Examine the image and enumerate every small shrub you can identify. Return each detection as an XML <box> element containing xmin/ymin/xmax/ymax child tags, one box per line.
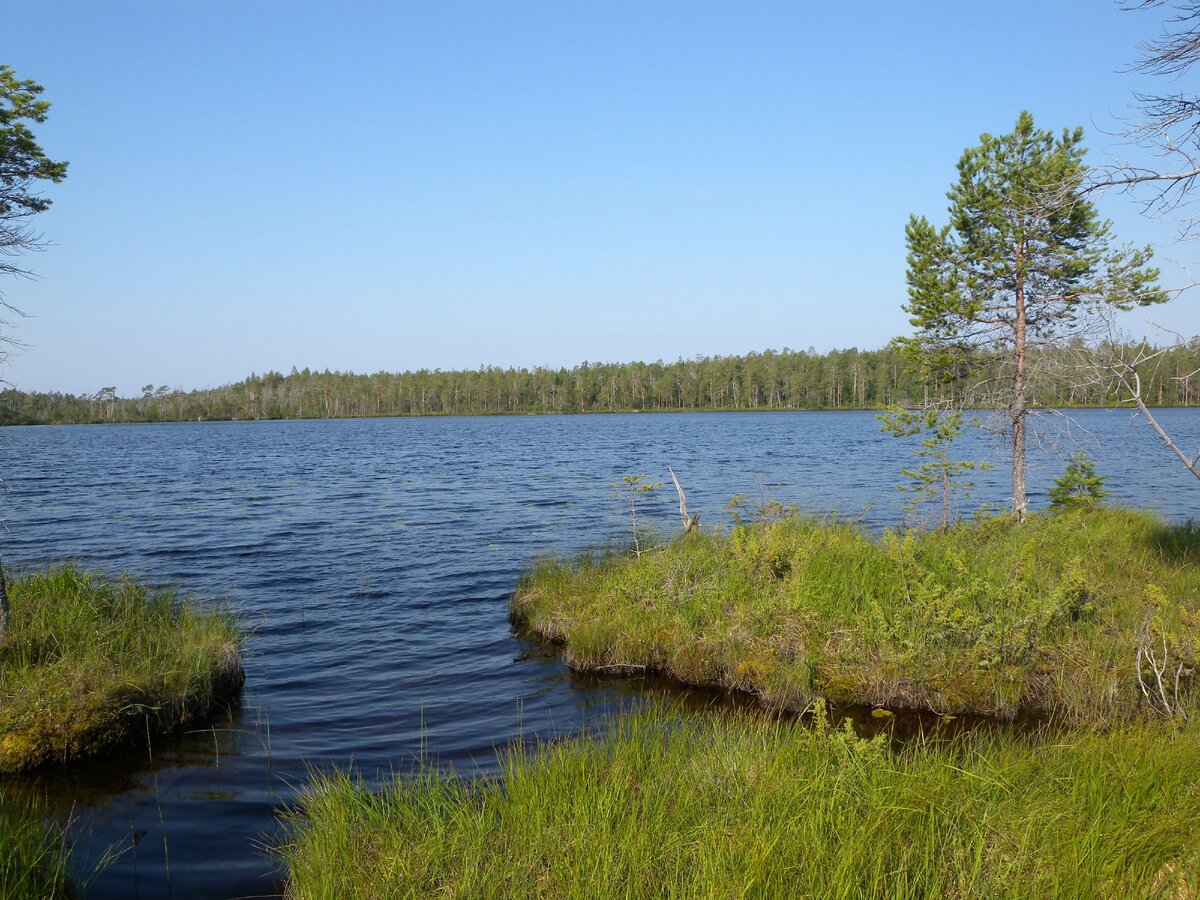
<box><xmin>1048</xmin><ymin>451</ymin><xmax>1109</xmax><ymax>509</ymax></box>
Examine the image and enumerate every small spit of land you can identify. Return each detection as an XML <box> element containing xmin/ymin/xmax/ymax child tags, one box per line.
<box><xmin>279</xmin><ymin>506</ymin><xmax>1200</xmax><ymax>897</ymax></box>
<box><xmin>0</xmin><ymin>565</ymin><xmax>244</xmax><ymax>773</ymax></box>
<box><xmin>513</xmin><ymin>507</ymin><xmax>1199</xmax><ymax>724</ymax></box>
<box><xmin>0</xmin><ymin>565</ymin><xmax>243</xmax><ymax>897</ymax></box>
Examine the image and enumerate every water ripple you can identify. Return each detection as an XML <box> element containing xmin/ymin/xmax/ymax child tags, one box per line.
<box><xmin>0</xmin><ymin>410</ymin><xmax>1196</xmax><ymax>898</ymax></box>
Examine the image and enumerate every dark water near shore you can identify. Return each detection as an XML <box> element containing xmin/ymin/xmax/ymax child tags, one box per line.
<box><xmin>2</xmin><ymin>409</ymin><xmax>1197</xmax><ymax>898</ymax></box>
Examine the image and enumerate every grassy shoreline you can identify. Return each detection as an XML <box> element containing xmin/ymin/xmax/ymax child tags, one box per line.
<box><xmin>511</xmin><ymin>507</ymin><xmax>1199</xmax><ymax>723</ymax></box>
<box><xmin>278</xmin><ymin>704</ymin><xmax>1200</xmax><ymax>898</ymax></box>
<box><xmin>0</xmin><ymin>565</ymin><xmax>244</xmax><ymax>773</ymax></box>
<box><xmin>278</xmin><ymin>505</ymin><xmax>1200</xmax><ymax>897</ymax></box>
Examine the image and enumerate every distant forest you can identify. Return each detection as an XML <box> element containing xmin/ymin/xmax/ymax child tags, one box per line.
<box><xmin>4</xmin><ymin>344</ymin><xmax>1198</xmax><ymax>425</ymax></box>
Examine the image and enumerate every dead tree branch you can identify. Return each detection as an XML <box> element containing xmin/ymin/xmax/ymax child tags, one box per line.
<box><xmin>1136</xmin><ymin>609</ymin><xmax>1189</xmax><ymax>719</ymax></box>
<box><xmin>668</xmin><ymin>466</ymin><xmax>701</xmax><ymax>535</ymax></box>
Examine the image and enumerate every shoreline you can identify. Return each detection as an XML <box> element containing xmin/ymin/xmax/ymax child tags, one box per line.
<box><xmin>3</xmin><ymin>403</ymin><xmax>1197</xmax><ymax>427</ymax></box>
<box><xmin>0</xmin><ymin>566</ymin><xmax>245</xmax><ymax>774</ymax></box>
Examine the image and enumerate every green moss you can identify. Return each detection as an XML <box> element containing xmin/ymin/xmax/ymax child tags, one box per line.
<box><xmin>0</xmin><ymin>565</ymin><xmax>244</xmax><ymax>773</ymax></box>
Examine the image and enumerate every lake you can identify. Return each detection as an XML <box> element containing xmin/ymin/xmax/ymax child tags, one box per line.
<box><xmin>2</xmin><ymin>409</ymin><xmax>1197</xmax><ymax>898</ymax></box>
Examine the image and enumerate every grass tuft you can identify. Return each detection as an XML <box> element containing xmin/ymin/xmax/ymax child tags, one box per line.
<box><xmin>0</xmin><ymin>564</ymin><xmax>244</xmax><ymax>773</ymax></box>
<box><xmin>0</xmin><ymin>790</ymin><xmax>73</xmax><ymax>899</ymax></box>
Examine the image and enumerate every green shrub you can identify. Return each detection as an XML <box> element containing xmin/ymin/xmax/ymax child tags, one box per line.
<box><xmin>1048</xmin><ymin>451</ymin><xmax>1109</xmax><ymax>509</ymax></box>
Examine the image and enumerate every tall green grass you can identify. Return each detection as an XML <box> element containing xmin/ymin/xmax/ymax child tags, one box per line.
<box><xmin>512</xmin><ymin>508</ymin><xmax>1200</xmax><ymax>722</ymax></box>
<box><xmin>278</xmin><ymin>703</ymin><xmax>1200</xmax><ymax>898</ymax></box>
<box><xmin>0</xmin><ymin>565</ymin><xmax>244</xmax><ymax>772</ymax></box>
<box><xmin>0</xmin><ymin>791</ymin><xmax>73</xmax><ymax>899</ymax></box>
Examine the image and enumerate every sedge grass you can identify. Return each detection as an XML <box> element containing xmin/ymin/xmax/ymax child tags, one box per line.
<box><xmin>511</xmin><ymin>507</ymin><xmax>1200</xmax><ymax>723</ymax></box>
<box><xmin>0</xmin><ymin>791</ymin><xmax>73</xmax><ymax>899</ymax></box>
<box><xmin>277</xmin><ymin>703</ymin><xmax>1200</xmax><ymax>899</ymax></box>
<box><xmin>0</xmin><ymin>565</ymin><xmax>244</xmax><ymax>773</ymax></box>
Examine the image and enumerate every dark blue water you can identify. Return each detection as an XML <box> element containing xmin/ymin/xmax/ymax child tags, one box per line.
<box><xmin>1</xmin><ymin>410</ymin><xmax>1197</xmax><ymax>898</ymax></box>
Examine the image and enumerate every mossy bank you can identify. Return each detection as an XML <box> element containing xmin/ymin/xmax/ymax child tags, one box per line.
<box><xmin>0</xmin><ymin>565</ymin><xmax>244</xmax><ymax>773</ymax></box>
<box><xmin>511</xmin><ymin>507</ymin><xmax>1200</xmax><ymax>723</ymax></box>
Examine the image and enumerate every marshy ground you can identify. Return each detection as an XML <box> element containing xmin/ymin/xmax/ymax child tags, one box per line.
<box><xmin>279</xmin><ymin>506</ymin><xmax>1200</xmax><ymax>897</ymax></box>
<box><xmin>512</xmin><ymin>507</ymin><xmax>1200</xmax><ymax>724</ymax></box>
<box><xmin>279</xmin><ymin>702</ymin><xmax>1200</xmax><ymax>898</ymax></box>
<box><xmin>0</xmin><ymin>565</ymin><xmax>243</xmax><ymax>898</ymax></box>
<box><xmin>0</xmin><ymin>565</ymin><xmax>244</xmax><ymax>774</ymax></box>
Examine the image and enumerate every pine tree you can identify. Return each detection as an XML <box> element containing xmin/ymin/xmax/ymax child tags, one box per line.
<box><xmin>879</xmin><ymin>407</ymin><xmax>991</xmax><ymax>530</ymax></box>
<box><xmin>1048</xmin><ymin>452</ymin><xmax>1109</xmax><ymax>510</ymax></box>
<box><xmin>899</xmin><ymin>112</ymin><xmax>1164</xmax><ymax>521</ymax></box>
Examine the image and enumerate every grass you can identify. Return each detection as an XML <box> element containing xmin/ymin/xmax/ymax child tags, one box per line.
<box><xmin>0</xmin><ymin>564</ymin><xmax>244</xmax><ymax>773</ymax></box>
<box><xmin>511</xmin><ymin>507</ymin><xmax>1200</xmax><ymax>723</ymax></box>
<box><xmin>277</xmin><ymin>702</ymin><xmax>1200</xmax><ymax>899</ymax></box>
<box><xmin>0</xmin><ymin>790</ymin><xmax>73</xmax><ymax>899</ymax></box>
<box><xmin>279</xmin><ymin>505</ymin><xmax>1200</xmax><ymax>895</ymax></box>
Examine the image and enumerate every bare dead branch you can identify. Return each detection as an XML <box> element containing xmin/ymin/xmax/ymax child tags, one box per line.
<box><xmin>667</xmin><ymin>466</ymin><xmax>701</xmax><ymax>535</ymax></box>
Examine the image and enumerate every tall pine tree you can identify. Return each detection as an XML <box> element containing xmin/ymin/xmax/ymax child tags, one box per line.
<box><xmin>899</xmin><ymin>112</ymin><xmax>1165</xmax><ymax>520</ymax></box>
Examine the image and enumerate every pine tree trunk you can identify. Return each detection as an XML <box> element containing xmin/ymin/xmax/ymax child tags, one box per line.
<box><xmin>1011</xmin><ymin>264</ymin><xmax>1028</xmax><ymax>523</ymax></box>
<box><xmin>941</xmin><ymin>469</ymin><xmax>950</xmax><ymax>531</ymax></box>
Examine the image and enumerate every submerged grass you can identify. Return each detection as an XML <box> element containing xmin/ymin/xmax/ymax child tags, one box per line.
<box><xmin>0</xmin><ymin>565</ymin><xmax>244</xmax><ymax>773</ymax></box>
<box><xmin>512</xmin><ymin>507</ymin><xmax>1200</xmax><ymax>722</ymax></box>
<box><xmin>278</xmin><ymin>704</ymin><xmax>1200</xmax><ymax>899</ymax></box>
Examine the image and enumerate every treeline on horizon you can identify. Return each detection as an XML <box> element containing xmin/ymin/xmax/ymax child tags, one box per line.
<box><xmin>3</xmin><ymin>343</ymin><xmax>1199</xmax><ymax>425</ymax></box>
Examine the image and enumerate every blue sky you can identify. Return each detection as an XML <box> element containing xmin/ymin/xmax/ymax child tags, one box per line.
<box><xmin>5</xmin><ymin>1</ymin><xmax>1198</xmax><ymax>395</ymax></box>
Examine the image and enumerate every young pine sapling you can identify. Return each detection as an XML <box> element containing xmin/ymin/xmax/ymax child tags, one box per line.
<box><xmin>1048</xmin><ymin>452</ymin><xmax>1109</xmax><ymax>510</ymax></box>
<box><xmin>611</xmin><ymin>475</ymin><xmax>662</xmax><ymax>558</ymax></box>
<box><xmin>880</xmin><ymin>407</ymin><xmax>991</xmax><ymax>530</ymax></box>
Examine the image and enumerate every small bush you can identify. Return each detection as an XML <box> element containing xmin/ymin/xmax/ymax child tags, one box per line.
<box><xmin>1048</xmin><ymin>451</ymin><xmax>1109</xmax><ymax>509</ymax></box>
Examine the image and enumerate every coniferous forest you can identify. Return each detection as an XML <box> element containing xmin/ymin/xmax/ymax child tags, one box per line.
<box><xmin>5</xmin><ymin>342</ymin><xmax>1198</xmax><ymax>425</ymax></box>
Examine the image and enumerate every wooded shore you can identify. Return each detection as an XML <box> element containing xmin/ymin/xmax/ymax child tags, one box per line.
<box><xmin>7</xmin><ymin>342</ymin><xmax>1198</xmax><ymax>425</ymax></box>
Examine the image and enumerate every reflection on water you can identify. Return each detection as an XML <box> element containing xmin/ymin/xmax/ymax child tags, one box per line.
<box><xmin>558</xmin><ymin>659</ymin><xmax>1045</xmax><ymax>745</ymax></box>
<box><xmin>0</xmin><ymin>410</ymin><xmax>1195</xmax><ymax>897</ymax></box>
<box><xmin>1</xmin><ymin>705</ymin><xmax>248</xmax><ymax>814</ymax></box>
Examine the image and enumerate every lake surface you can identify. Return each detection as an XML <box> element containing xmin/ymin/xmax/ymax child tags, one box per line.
<box><xmin>2</xmin><ymin>409</ymin><xmax>1197</xmax><ymax>898</ymax></box>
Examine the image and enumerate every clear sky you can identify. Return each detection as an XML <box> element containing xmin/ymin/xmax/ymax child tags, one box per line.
<box><xmin>4</xmin><ymin>1</ymin><xmax>1198</xmax><ymax>395</ymax></box>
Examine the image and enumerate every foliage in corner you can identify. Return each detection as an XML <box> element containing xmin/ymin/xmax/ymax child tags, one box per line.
<box><xmin>0</xmin><ymin>64</ymin><xmax>68</xmax><ymax>286</ymax></box>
